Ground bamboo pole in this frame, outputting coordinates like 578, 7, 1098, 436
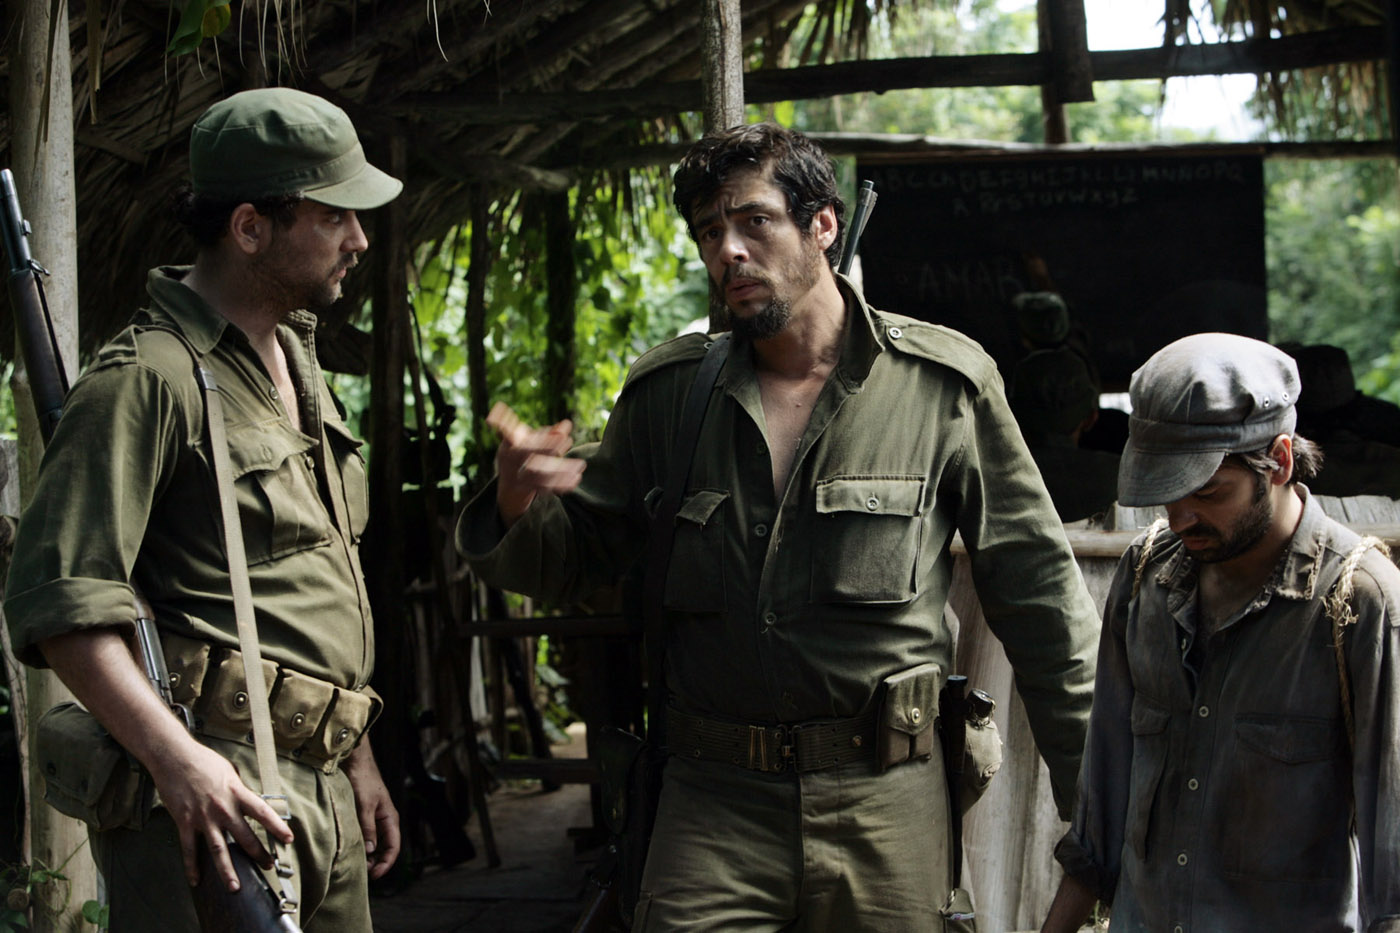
5, 1, 98, 929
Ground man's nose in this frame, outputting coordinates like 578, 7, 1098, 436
344, 211, 369, 252
717, 227, 749, 265
1165, 500, 1195, 533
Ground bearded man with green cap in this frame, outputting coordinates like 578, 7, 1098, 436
1042, 333, 1400, 932
5, 87, 402, 930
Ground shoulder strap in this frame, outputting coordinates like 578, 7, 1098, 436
1131, 518, 1171, 600
1325, 535, 1389, 754
642, 333, 731, 746
193, 360, 301, 917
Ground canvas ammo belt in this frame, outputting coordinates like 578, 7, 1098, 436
160, 632, 380, 774
666, 706, 878, 774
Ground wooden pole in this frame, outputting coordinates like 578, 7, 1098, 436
543, 191, 577, 425
1037, 0, 1068, 144
6, 1, 98, 929
1045, 0, 1094, 103
701, 0, 745, 132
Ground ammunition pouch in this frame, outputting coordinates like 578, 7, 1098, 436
595, 726, 663, 929
878, 662, 941, 770
164, 633, 381, 774
35, 702, 154, 832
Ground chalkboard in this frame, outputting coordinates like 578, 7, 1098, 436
855, 153, 1267, 386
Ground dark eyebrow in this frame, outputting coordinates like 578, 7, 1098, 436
693, 199, 774, 230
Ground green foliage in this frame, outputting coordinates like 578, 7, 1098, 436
1266, 159, 1400, 388
166, 0, 232, 56
80, 899, 108, 930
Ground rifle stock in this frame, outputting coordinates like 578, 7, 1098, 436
2, 166, 300, 933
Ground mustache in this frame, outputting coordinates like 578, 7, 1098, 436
1179, 524, 1221, 541
722, 265, 768, 289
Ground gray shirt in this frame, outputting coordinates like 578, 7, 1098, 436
1055, 492, 1400, 932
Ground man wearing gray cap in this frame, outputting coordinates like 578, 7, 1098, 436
1040, 332, 1400, 932
5, 88, 401, 929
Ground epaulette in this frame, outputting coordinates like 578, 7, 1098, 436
620, 331, 711, 393
875, 311, 997, 394
82, 322, 204, 415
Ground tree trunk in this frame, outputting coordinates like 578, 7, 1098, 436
543, 192, 577, 425
6, 1, 97, 929
701, 0, 745, 133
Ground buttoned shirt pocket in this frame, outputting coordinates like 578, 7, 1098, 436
225, 422, 331, 565
1225, 714, 1349, 881
812, 475, 925, 604
663, 489, 728, 613
1125, 696, 1171, 862
324, 418, 370, 542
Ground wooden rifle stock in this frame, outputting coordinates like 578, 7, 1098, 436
2, 166, 301, 933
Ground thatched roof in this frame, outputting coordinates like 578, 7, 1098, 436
0, 0, 1390, 364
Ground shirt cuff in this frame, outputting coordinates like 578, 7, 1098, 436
4, 577, 141, 668
1053, 833, 1118, 905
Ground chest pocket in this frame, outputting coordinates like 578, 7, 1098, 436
812, 475, 925, 604
324, 418, 370, 543
225, 421, 330, 565
663, 489, 728, 613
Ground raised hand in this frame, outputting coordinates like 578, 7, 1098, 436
487, 401, 586, 526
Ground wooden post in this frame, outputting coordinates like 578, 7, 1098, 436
701, 0, 745, 133
543, 191, 577, 425
1037, 0, 1068, 144
366, 135, 410, 812
1388, 1, 1399, 161
465, 190, 493, 488
1045, 0, 1095, 103
6, 1, 97, 929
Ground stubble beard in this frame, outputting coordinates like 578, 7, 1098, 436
719, 234, 823, 341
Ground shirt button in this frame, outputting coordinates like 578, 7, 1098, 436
1180, 638, 1188, 651
1174, 926, 1185, 933
1177, 852, 1189, 866
763, 612, 777, 626
754, 523, 768, 538
1187, 778, 1199, 790
1198, 705, 1210, 718
269, 386, 279, 399
755, 441, 766, 455
889, 326, 903, 339
865, 496, 880, 511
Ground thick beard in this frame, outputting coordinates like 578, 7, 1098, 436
1183, 480, 1274, 564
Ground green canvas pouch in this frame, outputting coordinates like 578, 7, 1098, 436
35, 702, 154, 832
878, 662, 941, 771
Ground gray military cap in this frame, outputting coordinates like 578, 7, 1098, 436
1119, 333, 1300, 506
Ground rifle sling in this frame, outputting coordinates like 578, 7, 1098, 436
641, 334, 731, 748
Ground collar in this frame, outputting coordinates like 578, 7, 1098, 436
145, 266, 320, 354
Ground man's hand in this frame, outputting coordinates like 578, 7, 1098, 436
146, 736, 295, 890
343, 741, 400, 880
1040, 873, 1097, 933
38, 628, 293, 892
487, 401, 585, 527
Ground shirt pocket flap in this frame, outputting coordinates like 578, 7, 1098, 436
324, 417, 365, 453
675, 489, 728, 526
882, 662, 941, 737
815, 476, 925, 517
1130, 698, 1171, 736
1236, 715, 1340, 764
225, 422, 316, 480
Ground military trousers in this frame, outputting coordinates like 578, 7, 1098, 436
634, 744, 954, 932
92, 735, 372, 932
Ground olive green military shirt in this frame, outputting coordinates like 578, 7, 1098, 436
5, 267, 374, 689
459, 280, 1100, 811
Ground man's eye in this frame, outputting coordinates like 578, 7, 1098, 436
750, 215, 768, 226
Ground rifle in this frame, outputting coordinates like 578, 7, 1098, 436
838, 180, 878, 277
1, 167, 299, 932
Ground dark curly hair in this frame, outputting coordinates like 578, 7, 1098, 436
171, 186, 305, 249
672, 123, 846, 269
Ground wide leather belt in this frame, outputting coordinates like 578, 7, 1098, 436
667, 706, 878, 774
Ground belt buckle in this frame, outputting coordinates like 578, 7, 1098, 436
747, 724, 796, 773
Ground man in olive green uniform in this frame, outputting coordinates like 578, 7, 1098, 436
5, 89, 400, 930
457, 124, 1100, 930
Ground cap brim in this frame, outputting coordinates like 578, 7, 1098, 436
1117, 445, 1226, 507
304, 161, 403, 210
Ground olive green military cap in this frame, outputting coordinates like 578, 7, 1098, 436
190, 88, 402, 210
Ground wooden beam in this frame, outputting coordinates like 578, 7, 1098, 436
391, 27, 1385, 126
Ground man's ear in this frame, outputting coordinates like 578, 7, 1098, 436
1269, 434, 1295, 486
227, 203, 269, 256
811, 204, 838, 253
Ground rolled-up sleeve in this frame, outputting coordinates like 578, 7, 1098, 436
4, 361, 184, 666
952, 374, 1102, 816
